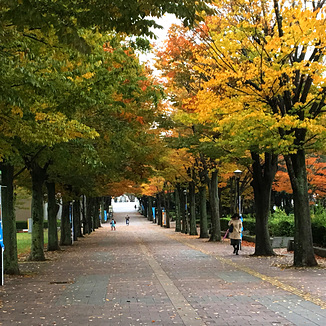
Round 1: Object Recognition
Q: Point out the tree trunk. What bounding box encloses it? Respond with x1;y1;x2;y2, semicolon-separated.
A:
142;196;148;218
29;163;46;261
163;191;167;227
100;197;105;224
251;152;277;256
93;198;100;229
165;191;170;228
71;200;77;241
208;170;221;242
175;185;181;232
74;199;82;238
86;197;93;234
199;186;209;238
46;182;60;251
104;196;111;221
157;193;162;226
179;187;186;233
148;196;153;222
285;149;317;267
1;163;20;274
60;201;72;245
82;195;88;235
189;181;197;235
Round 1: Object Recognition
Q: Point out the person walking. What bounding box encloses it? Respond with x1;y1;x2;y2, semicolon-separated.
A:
228;213;242;255
110;218;116;231
125;215;130;225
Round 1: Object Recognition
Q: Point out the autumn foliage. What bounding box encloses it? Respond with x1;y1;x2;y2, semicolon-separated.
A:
274;156;326;200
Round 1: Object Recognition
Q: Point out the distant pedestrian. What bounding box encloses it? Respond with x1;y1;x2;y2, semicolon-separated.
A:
134;205;137;210
125;215;130;225
110;218;116;231
228;213;242;255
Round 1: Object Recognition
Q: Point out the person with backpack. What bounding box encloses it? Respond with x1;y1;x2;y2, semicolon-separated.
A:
110;218;116;231
228;213;242;255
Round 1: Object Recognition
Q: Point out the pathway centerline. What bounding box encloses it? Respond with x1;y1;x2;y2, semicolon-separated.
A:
138;239;205;326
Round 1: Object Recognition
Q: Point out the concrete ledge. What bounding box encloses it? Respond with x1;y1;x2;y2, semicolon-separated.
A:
225;233;326;257
272;237;294;248
313;246;326;258
287;240;326;258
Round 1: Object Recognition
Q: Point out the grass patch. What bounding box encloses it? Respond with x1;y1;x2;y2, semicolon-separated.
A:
17;231;48;256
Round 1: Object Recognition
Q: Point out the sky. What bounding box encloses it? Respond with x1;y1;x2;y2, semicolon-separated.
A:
138;14;180;64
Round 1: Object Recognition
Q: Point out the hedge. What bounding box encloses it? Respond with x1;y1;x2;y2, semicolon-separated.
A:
221;211;326;247
16;220;60;231
220;217;255;234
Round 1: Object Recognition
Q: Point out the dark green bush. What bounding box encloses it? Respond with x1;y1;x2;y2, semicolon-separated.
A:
222;208;326;247
16;221;28;230
268;209;294;237
16;220;60;231
270;220;294;237
243;218;255;234
220;216;255;234
311;223;326;247
220;218;229;231
311;210;326;247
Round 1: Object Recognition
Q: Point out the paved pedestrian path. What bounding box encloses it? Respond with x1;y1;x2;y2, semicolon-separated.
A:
1;209;326;325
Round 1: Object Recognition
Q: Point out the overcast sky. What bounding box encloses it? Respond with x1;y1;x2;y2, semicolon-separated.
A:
138;14;180;64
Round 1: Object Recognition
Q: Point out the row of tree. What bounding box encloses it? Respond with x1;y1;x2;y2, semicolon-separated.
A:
2;0;326;273
0;0;212;274
144;0;326;267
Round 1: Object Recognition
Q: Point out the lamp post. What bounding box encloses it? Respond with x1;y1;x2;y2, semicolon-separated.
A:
234;169;242;216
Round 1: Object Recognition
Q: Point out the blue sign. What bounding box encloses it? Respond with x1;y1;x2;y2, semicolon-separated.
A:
104;210;107;222
0;222;4;249
152;207;156;222
69;204;72;223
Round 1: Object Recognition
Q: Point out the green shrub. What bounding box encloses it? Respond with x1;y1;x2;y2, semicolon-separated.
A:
270;220;294;237
311;222;326;247
16;219;60;231
269;209;294;237
243;218;255;234
311;208;326;247
169;212;176;221
221;216;255;234
221;207;326;247
220;218;229;231
16;221;28;230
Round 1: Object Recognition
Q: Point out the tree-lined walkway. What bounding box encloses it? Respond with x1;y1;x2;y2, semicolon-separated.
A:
1;210;326;325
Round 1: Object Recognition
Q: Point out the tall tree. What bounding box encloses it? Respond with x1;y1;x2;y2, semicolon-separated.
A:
46;181;60;251
2;1;212;42
0;163;19;274
251;152;277;256
208;170;221;241
190;0;326;266
27;160;48;261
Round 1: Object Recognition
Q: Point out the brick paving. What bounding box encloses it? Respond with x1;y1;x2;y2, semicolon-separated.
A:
1;210;326;326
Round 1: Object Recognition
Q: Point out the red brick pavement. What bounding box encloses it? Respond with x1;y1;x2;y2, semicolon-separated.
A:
1;210;326;326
